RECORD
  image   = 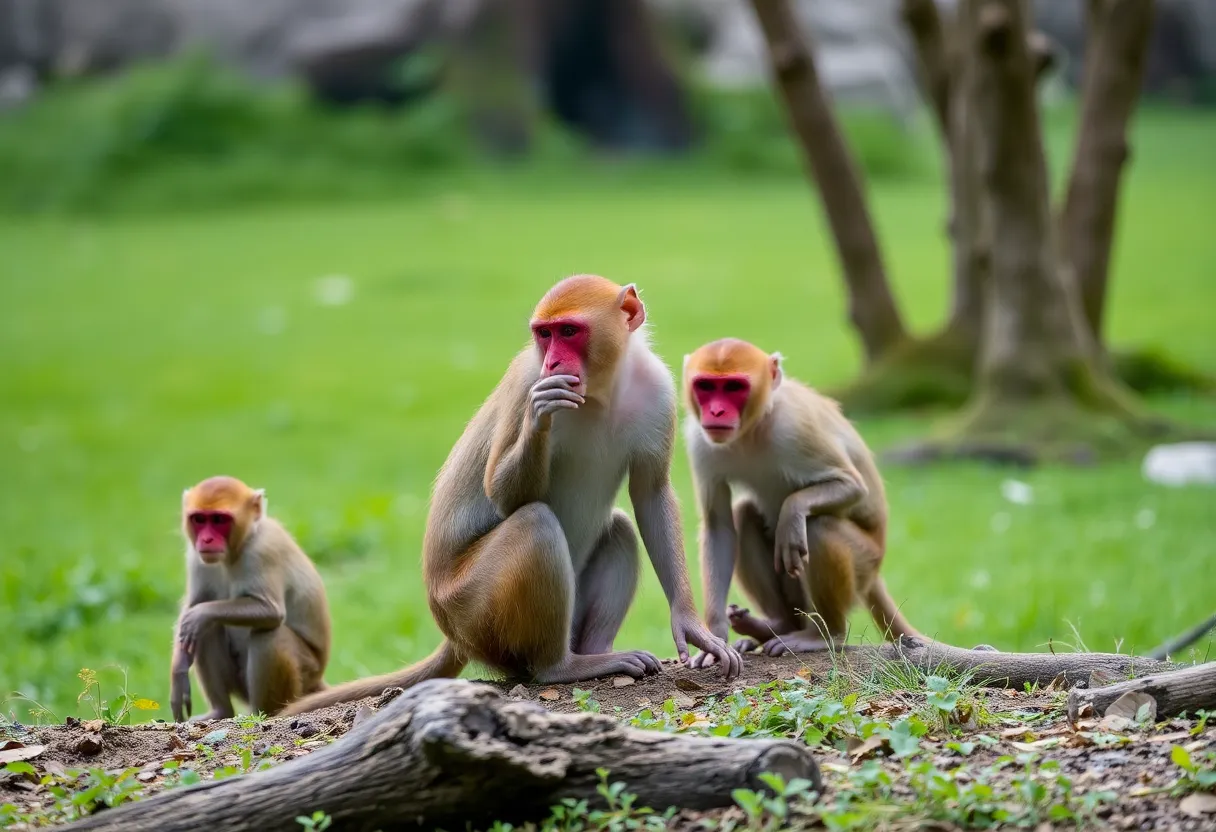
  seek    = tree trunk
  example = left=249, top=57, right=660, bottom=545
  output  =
left=66, top=679, right=820, bottom=832
left=938, top=0, right=1153, bottom=458
left=747, top=0, right=907, bottom=365
left=1059, top=0, right=1156, bottom=340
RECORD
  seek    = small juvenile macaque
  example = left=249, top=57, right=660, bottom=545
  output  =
left=284, top=275, right=739, bottom=715
left=171, top=476, right=330, bottom=721
left=681, top=338, right=918, bottom=665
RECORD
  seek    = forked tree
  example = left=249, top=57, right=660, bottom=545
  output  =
left=749, top=0, right=1207, bottom=463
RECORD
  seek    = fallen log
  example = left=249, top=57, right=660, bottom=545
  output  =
left=869, top=636, right=1177, bottom=689
left=1066, top=660, right=1216, bottom=722
left=65, top=679, right=820, bottom=832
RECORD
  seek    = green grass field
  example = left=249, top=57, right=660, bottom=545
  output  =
left=2, top=107, right=1214, bottom=723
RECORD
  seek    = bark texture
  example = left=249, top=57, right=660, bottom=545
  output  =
left=874, top=636, right=1176, bottom=689
left=748, top=0, right=907, bottom=365
left=1066, top=661, right=1216, bottom=722
left=966, top=0, right=1091, bottom=398
left=1059, top=0, right=1156, bottom=338
left=64, top=679, right=821, bottom=832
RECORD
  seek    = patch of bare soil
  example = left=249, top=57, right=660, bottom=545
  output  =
left=1, top=655, right=1212, bottom=830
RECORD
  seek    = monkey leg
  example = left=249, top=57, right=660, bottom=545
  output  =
left=571, top=509, right=640, bottom=655
left=245, top=626, right=322, bottom=717
left=436, top=503, right=660, bottom=684
left=191, top=626, right=243, bottom=721
left=728, top=499, right=807, bottom=651
left=756, top=516, right=864, bottom=656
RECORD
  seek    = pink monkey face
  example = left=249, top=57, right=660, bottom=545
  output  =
left=691, top=374, right=751, bottom=442
left=187, top=511, right=234, bottom=562
left=532, top=318, right=590, bottom=393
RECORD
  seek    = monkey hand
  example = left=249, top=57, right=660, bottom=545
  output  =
left=774, top=506, right=809, bottom=578
left=529, top=375, right=585, bottom=430
left=673, top=609, right=741, bottom=679
left=170, top=668, right=192, bottom=723
left=176, top=607, right=213, bottom=657
left=688, top=615, right=730, bottom=670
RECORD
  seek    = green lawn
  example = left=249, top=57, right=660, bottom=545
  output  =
left=2, top=109, right=1214, bottom=723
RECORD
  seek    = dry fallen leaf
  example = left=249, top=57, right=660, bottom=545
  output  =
left=1000, top=689, right=1021, bottom=698
left=136, top=771, right=158, bottom=783
left=1105, top=691, right=1156, bottom=726
left=0, top=740, right=24, bottom=752
left=672, top=693, right=695, bottom=710
left=167, top=734, right=187, bottom=751
left=612, top=676, right=635, bottom=688
left=507, top=684, right=530, bottom=700
left=352, top=705, right=375, bottom=728
left=0, top=745, right=45, bottom=765
left=1179, top=792, right=1216, bottom=818
left=1147, top=731, right=1191, bottom=743
left=82, top=719, right=105, bottom=734
left=674, top=678, right=703, bottom=692
left=847, top=735, right=885, bottom=762
left=1089, top=668, right=1119, bottom=688
left=795, top=668, right=812, bottom=679
left=1098, top=715, right=1137, bottom=733
left=1043, top=673, right=1069, bottom=693
left=1010, top=738, right=1062, bottom=752
left=1074, top=702, right=1095, bottom=720
left=538, top=689, right=560, bottom=701
left=1001, top=727, right=1035, bottom=741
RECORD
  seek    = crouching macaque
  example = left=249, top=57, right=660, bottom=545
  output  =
left=283, top=275, right=740, bottom=716
left=171, top=476, right=330, bottom=721
left=681, top=339, right=918, bottom=666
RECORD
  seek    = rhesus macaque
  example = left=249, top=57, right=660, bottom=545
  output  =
left=681, top=338, right=918, bottom=666
left=284, top=275, right=740, bottom=715
left=171, top=476, right=330, bottom=722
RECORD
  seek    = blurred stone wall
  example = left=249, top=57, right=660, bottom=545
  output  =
left=2, top=0, right=1213, bottom=112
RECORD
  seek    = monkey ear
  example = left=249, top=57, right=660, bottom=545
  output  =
left=182, top=488, right=190, bottom=507
left=619, top=284, right=646, bottom=332
left=682, top=353, right=691, bottom=372
left=769, top=352, right=784, bottom=390
left=251, top=488, right=266, bottom=519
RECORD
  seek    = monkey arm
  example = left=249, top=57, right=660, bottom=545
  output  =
left=484, top=410, right=551, bottom=516
left=183, top=596, right=286, bottom=631
left=781, top=470, right=867, bottom=521
left=628, top=461, right=696, bottom=615
left=699, top=482, right=737, bottom=637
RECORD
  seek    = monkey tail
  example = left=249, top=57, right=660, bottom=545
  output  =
left=865, top=577, right=921, bottom=641
left=281, top=640, right=465, bottom=716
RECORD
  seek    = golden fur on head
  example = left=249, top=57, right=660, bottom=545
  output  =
left=532, top=274, right=624, bottom=322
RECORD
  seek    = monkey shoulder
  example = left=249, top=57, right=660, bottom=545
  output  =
left=613, top=343, right=676, bottom=442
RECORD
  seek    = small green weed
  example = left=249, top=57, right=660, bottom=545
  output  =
left=296, top=810, right=334, bottom=830
left=540, top=768, right=674, bottom=831
left=730, top=771, right=820, bottom=830
left=1170, top=745, right=1216, bottom=794
left=75, top=667, right=160, bottom=725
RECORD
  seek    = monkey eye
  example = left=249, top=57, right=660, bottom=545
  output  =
left=724, top=380, right=747, bottom=393
left=559, top=324, right=578, bottom=338
left=694, top=379, right=716, bottom=392
left=537, top=327, right=552, bottom=339
left=188, top=512, right=208, bottom=527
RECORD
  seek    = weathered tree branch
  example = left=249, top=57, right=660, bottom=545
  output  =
left=873, top=636, right=1176, bottom=689
left=901, top=0, right=953, bottom=136
left=1059, top=0, right=1156, bottom=339
left=748, top=0, right=907, bottom=364
left=64, top=679, right=821, bottom=832
left=1066, top=660, right=1216, bottom=722
left=1148, top=612, right=1216, bottom=661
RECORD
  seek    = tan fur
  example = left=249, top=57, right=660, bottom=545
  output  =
left=283, top=275, right=737, bottom=716
left=171, top=477, right=330, bottom=721
left=683, top=339, right=918, bottom=663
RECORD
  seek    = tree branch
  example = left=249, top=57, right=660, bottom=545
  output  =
left=747, top=0, right=907, bottom=364
left=1147, top=612, right=1216, bottom=661
left=65, top=679, right=821, bottom=832
left=1058, top=0, right=1156, bottom=339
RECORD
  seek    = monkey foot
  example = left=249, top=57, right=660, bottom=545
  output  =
left=727, top=604, right=789, bottom=642
left=188, top=709, right=235, bottom=723
left=756, top=632, right=835, bottom=657
left=535, top=650, right=662, bottom=684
